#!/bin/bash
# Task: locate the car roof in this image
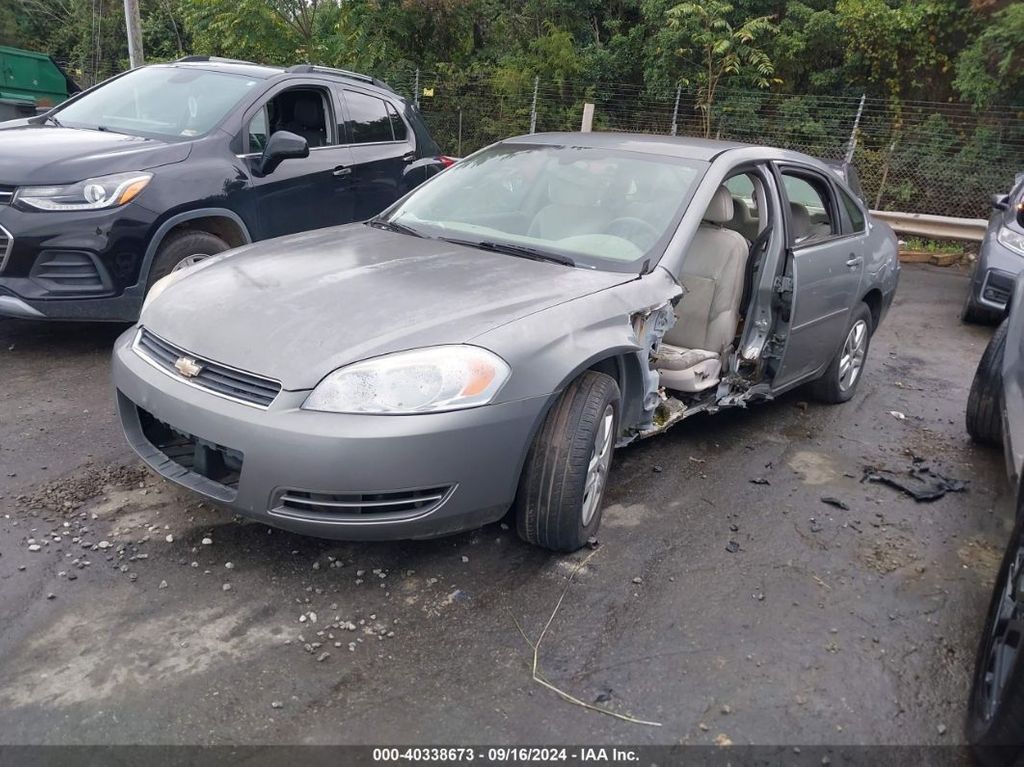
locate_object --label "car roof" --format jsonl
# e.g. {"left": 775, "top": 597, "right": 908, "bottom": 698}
{"left": 164, "top": 57, "right": 397, "bottom": 95}
{"left": 502, "top": 131, "right": 845, "bottom": 172}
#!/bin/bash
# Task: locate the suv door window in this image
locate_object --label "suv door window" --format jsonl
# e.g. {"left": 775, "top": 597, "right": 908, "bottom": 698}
{"left": 780, "top": 172, "right": 838, "bottom": 246}
{"left": 344, "top": 90, "right": 395, "bottom": 143}
{"left": 246, "top": 86, "right": 333, "bottom": 153}
{"left": 839, "top": 187, "right": 866, "bottom": 233}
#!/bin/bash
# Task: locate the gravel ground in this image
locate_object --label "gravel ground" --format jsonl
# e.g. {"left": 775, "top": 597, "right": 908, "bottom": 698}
{"left": 0, "top": 263, "right": 1012, "bottom": 746}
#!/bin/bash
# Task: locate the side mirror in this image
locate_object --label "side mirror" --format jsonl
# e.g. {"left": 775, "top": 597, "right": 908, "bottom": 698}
{"left": 992, "top": 193, "right": 1010, "bottom": 211}
{"left": 259, "top": 130, "right": 309, "bottom": 176}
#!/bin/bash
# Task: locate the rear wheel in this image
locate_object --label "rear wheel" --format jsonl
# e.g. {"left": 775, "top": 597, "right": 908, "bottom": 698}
{"left": 967, "top": 318, "right": 1008, "bottom": 447}
{"left": 968, "top": 506, "right": 1024, "bottom": 764}
{"left": 515, "top": 371, "right": 619, "bottom": 552}
{"left": 810, "top": 302, "right": 873, "bottom": 404}
{"left": 146, "top": 230, "right": 229, "bottom": 291}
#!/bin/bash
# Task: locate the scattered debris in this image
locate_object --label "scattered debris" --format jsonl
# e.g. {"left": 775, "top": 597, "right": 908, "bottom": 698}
{"left": 271, "top": 701, "right": 283, "bottom": 709}
{"left": 888, "top": 410, "right": 907, "bottom": 421}
{"left": 201, "top": 537, "right": 213, "bottom": 546}
{"left": 159, "top": 580, "right": 168, "bottom": 589}
{"left": 863, "top": 466, "right": 967, "bottom": 502}
{"left": 820, "top": 496, "right": 849, "bottom": 511}
{"left": 750, "top": 477, "right": 771, "bottom": 486}
{"left": 632, "top": 576, "right": 643, "bottom": 584}
{"left": 165, "top": 534, "right": 174, "bottom": 543}
{"left": 725, "top": 541, "right": 740, "bottom": 553}
{"left": 714, "top": 734, "right": 733, "bottom": 747}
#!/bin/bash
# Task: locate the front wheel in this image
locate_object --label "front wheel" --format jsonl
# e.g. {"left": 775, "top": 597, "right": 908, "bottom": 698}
{"left": 968, "top": 509, "right": 1024, "bottom": 763}
{"left": 146, "top": 230, "right": 230, "bottom": 292}
{"left": 515, "top": 371, "right": 620, "bottom": 552}
{"left": 810, "top": 302, "right": 873, "bottom": 404}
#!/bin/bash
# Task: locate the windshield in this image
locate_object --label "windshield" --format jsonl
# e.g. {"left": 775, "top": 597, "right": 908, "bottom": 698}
{"left": 55, "top": 66, "right": 260, "bottom": 140}
{"left": 387, "top": 144, "right": 707, "bottom": 272}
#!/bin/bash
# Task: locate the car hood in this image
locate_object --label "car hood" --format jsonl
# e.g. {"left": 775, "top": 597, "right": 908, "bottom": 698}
{"left": 143, "top": 224, "right": 635, "bottom": 390}
{"left": 0, "top": 125, "right": 189, "bottom": 185}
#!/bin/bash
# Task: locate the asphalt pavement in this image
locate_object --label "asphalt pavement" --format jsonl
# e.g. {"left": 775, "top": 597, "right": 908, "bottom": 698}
{"left": 0, "top": 263, "right": 1012, "bottom": 746}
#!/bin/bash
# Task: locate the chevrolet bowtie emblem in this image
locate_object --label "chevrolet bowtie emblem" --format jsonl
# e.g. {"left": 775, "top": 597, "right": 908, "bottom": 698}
{"left": 174, "top": 356, "right": 203, "bottom": 378}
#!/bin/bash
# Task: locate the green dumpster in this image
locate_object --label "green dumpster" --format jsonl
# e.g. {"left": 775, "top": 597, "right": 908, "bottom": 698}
{"left": 0, "top": 45, "right": 80, "bottom": 121}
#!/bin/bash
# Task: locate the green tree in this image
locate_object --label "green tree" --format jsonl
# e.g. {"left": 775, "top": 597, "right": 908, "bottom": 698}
{"left": 954, "top": 3, "right": 1024, "bottom": 108}
{"left": 663, "top": 0, "right": 777, "bottom": 137}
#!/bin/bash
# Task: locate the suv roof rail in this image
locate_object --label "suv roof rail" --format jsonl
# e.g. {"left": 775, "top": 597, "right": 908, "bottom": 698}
{"left": 285, "top": 64, "right": 394, "bottom": 93}
{"left": 175, "top": 55, "right": 257, "bottom": 66}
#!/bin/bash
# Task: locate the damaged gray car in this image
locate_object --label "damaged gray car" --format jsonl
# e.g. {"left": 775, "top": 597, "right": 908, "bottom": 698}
{"left": 112, "top": 132, "right": 900, "bottom": 552}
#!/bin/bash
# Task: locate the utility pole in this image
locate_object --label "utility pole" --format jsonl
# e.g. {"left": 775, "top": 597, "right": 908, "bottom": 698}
{"left": 123, "top": 0, "right": 144, "bottom": 69}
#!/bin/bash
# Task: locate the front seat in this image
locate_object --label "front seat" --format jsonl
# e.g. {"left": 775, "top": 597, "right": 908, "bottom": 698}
{"left": 528, "top": 165, "right": 607, "bottom": 241}
{"left": 283, "top": 94, "right": 326, "bottom": 148}
{"left": 655, "top": 186, "right": 749, "bottom": 393}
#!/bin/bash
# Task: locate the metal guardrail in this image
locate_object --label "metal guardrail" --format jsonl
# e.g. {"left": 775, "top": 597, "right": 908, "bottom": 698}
{"left": 871, "top": 210, "right": 988, "bottom": 242}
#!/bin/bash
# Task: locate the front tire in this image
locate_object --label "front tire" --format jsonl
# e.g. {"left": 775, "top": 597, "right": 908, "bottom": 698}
{"left": 968, "top": 508, "right": 1024, "bottom": 763}
{"left": 963, "top": 288, "right": 1001, "bottom": 325}
{"left": 515, "top": 371, "right": 620, "bottom": 552}
{"left": 146, "top": 230, "right": 230, "bottom": 291}
{"left": 967, "top": 319, "right": 1008, "bottom": 447}
{"left": 810, "top": 302, "right": 873, "bottom": 404}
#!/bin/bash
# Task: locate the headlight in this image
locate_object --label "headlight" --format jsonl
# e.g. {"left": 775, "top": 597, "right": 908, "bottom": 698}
{"left": 303, "top": 345, "right": 511, "bottom": 414}
{"left": 998, "top": 226, "right": 1024, "bottom": 257}
{"left": 16, "top": 171, "right": 152, "bottom": 211}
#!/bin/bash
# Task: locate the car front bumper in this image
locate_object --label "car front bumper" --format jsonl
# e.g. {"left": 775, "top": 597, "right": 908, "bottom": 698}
{"left": 112, "top": 328, "right": 548, "bottom": 541}
{"left": 0, "top": 202, "right": 155, "bottom": 321}
{"left": 972, "top": 235, "right": 1024, "bottom": 313}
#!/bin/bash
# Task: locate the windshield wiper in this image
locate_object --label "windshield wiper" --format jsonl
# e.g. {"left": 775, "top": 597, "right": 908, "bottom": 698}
{"left": 441, "top": 237, "right": 576, "bottom": 267}
{"left": 366, "top": 218, "right": 425, "bottom": 238}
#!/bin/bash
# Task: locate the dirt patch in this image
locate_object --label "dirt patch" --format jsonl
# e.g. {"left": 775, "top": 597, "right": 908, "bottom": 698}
{"left": 958, "top": 537, "right": 1004, "bottom": 587}
{"left": 788, "top": 451, "right": 838, "bottom": 485}
{"left": 15, "top": 462, "right": 150, "bottom": 514}
{"left": 859, "top": 533, "right": 921, "bottom": 574}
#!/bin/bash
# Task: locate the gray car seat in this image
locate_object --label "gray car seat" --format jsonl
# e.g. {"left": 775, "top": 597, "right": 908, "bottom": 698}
{"left": 655, "top": 185, "right": 749, "bottom": 393}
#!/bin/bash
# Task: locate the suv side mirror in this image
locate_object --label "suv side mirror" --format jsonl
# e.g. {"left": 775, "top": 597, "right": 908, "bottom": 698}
{"left": 259, "top": 130, "right": 309, "bottom": 176}
{"left": 992, "top": 193, "right": 1010, "bottom": 211}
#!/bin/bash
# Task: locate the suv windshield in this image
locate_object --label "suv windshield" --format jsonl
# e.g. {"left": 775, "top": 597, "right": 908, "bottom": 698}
{"left": 55, "top": 66, "right": 260, "bottom": 140}
{"left": 388, "top": 144, "right": 706, "bottom": 272}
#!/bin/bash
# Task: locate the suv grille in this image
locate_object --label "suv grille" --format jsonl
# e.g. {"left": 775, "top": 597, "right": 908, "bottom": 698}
{"left": 272, "top": 486, "right": 454, "bottom": 523}
{"left": 0, "top": 186, "right": 14, "bottom": 206}
{"left": 134, "top": 328, "right": 282, "bottom": 408}
{"left": 0, "top": 225, "right": 11, "bottom": 273}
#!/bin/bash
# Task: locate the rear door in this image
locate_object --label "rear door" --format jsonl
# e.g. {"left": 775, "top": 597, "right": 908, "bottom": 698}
{"left": 772, "top": 164, "right": 866, "bottom": 387}
{"left": 243, "top": 82, "right": 356, "bottom": 238}
{"left": 337, "top": 88, "right": 417, "bottom": 220}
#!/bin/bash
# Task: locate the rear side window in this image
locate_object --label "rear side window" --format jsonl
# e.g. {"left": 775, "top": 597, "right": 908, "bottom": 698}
{"left": 386, "top": 102, "right": 407, "bottom": 141}
{"left": 344, "top": 91, "right": 394, "bottom": 143}
{"left": 840, "top": 188, "right": 866, "bottom": 233}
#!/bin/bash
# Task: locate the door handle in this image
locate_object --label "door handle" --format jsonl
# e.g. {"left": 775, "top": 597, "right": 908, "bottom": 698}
{"left": 402, "top": 151, "right": 417, "bottom": 163}
{"left": 846, "top": 256, "right": 863, "bottom": 268}
{"left": 332, "top": 166, "right": 352, "bottom": 177}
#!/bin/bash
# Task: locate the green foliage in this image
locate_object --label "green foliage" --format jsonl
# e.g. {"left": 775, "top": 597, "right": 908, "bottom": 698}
{"left": 954, "top": 3, "right": 1024, "bottom": 108}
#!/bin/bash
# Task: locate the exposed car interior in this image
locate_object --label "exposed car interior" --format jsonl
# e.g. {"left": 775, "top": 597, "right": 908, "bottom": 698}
{"left": 248, "top": 87, "right": 331, "bottom": 152}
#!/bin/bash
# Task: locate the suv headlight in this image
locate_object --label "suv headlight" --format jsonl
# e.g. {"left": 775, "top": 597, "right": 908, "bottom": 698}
{"left": 302, "top": 346, "right": 511, "bottom": 414}
{"left": 998, "top": 226, "right": 1024, "bottom": 257}
{"left": 16, "top": 171, "right": 152, "bottom": 211}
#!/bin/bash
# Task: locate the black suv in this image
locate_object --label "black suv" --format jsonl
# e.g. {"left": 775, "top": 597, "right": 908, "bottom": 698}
{"left": 0, "top": 56, "right": 450, "bottom": 321}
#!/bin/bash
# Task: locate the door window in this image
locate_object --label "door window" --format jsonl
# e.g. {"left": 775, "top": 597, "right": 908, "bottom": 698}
{"left": 246, "top": 87, "right": 333, "bottom": 153}
{"left": 780, "top": 172, "right": 838, "bottom": 246}
{"left": 386, "top": 102, "right": 407, "bottom": 141}
{"left": 840, "top": 187, "right": 866, "bottom": 233}
{"left": 344, "top": 91, "right": 395, "bottom": 143}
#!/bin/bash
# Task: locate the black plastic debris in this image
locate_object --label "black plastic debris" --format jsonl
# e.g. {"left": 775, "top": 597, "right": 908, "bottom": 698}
{"left": 725, "top": 540, "right": 741, "bottom": 553}
{"left": 750, "top": 477, "right": 771, "bottom": 486}
{"left": 821, "top": 496, "right": 850, "bottom": 511}
{"left": 862, "top": 466, "right": 968, "bottom": 502}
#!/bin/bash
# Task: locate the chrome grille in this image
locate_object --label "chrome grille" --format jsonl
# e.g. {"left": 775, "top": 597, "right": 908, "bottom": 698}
{"left": 134, "top": 328, "right": 282, "bottom": 408}
{"left": 0, "top": 186, "right": 14, "bottom": 206}
{"left": 0, "top": 224, "right": 11, "bottom": 273}
{"left": 272, "top": 486, "right": 454, "bottom": 523}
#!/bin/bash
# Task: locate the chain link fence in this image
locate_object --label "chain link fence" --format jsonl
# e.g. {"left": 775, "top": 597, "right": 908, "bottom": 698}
{"left": 389, "top": 69, "right": 1024, "bottom": 220}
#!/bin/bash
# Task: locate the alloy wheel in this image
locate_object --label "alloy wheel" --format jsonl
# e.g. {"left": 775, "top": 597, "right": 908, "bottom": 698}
{"left": 838, "top": 319, "right": 868, "bottom": 392}
{"left": 977, "top": 536, "right": 1024, "bottom": 723}
{"left": 171, "top": 253, "right": 211, "bottom": 272}
{"left": 581, "top": 405, "right": 615, "bottom": 526}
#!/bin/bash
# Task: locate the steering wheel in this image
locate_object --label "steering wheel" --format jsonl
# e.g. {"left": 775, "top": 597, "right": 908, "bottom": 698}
{"left": 605, "top": 217, "right": 661, "bottom": 249}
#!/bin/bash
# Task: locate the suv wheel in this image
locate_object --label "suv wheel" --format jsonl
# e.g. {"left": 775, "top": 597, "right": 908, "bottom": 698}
{"left": 810, "top": 302, "right": 873, "bottom": 404}
{"left": 147, "top": 230, "right": 230, "bottom": 291}
{"left": 968, "top": 508, "right": 1024, "bottom": 764}
{"left": 967, "top": 318, "right": 1008, "bottom": 446}
{"left": 515, "top": 371, "right": 619, "bottom": 552}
